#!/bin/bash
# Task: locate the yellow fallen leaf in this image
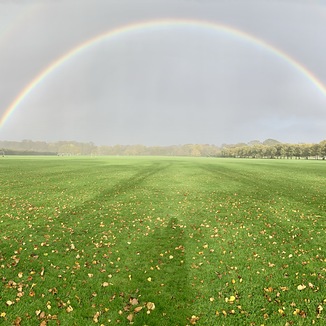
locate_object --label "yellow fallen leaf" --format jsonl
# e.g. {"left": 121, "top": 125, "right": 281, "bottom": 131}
{"left": 66, "top": 305, "right": 73, "bottom": 313}
{"left": 229, "top": 295, "right": 236, "bottom": 302}
{"left": 93, "top": 311, "right": 100, "bottom": 322}
{"left": 127, "top": 313, "right": 133, "bottom": 322}
{"left": 297, "top": 284, "right": 306, "bottom": 291}
{"left": 146, "top": 302, "right": 155, "bottom": 310}
{"left": 293, "top": 308, "right": 300, "bottom": 315}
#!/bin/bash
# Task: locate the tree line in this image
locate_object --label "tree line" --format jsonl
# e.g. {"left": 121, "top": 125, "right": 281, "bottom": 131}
{"left": 0, "top": 139, "right": 325, "bottom": 159}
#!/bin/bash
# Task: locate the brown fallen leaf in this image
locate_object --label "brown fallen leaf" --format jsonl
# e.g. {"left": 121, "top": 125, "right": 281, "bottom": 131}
{"left": 190, "top": 315, "right": 199, "bottom": 324}
{"left": 127, "top": 313, "right": 133, "bottom": 322}
{"left": 123, "top": 304, "right": 131, "bottom": 312}
{"left": 134, "top": 306, "right": 143, "bottom": 313}
{"left": 130, "top": 298, "right": 139, "bottom": 305}
{"left": 13, "top": 316, "right": 22, "bottom": 326}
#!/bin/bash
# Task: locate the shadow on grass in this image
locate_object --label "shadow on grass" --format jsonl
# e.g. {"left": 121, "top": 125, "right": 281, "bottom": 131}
{"left": 123, "top": 217, "right": 191, "bottom": 325}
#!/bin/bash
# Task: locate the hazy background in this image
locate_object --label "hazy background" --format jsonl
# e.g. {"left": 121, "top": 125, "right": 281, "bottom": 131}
{"left": 0, "top": 0, "right": 325, "bottom": 146}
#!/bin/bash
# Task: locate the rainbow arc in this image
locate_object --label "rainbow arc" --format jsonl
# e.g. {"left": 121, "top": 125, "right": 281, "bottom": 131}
{"left": 1, "top": 18, "right": 325, "bottom": 128}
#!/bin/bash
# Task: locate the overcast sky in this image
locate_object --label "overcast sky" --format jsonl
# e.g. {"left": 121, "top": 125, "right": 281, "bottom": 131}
{"left": 0, "top": 0, "right": 325, "bottom": 146}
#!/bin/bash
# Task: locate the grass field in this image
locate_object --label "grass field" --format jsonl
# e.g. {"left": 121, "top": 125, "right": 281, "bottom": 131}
{"left": 0, "top": 156, "right": 325, "bottom": 325}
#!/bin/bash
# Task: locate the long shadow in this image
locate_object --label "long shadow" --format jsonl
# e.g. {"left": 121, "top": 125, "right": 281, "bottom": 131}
{"left": 124, "top": 217, "right": 191, "bottom": 325}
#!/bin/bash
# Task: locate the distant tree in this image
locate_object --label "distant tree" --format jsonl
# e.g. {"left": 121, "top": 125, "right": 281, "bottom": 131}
{"left": 301, "top": 144, "right": 311, "bottom": 159}
{"left": 274, "top": 144, "right": 283, "bottom": 159}
{"left": 293, "top": 144, "right": 302, "bottom": 159}
{"left": 311, "top": 143, "right": 321, "bottom": 159}
{"left": 319, "top": 140, "right": 326, "bottom": 159}
{"left": 280, "top": 144, "right": 294, "bottom": 159}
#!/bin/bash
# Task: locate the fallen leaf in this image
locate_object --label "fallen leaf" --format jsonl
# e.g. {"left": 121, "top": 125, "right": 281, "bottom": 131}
{"left": 93, "top": 311, "right": 100, "bottom": 322}
{"left": 134, "top": 306, "right": 142, "bottom": 313}
{"left": 66, "top": 305, "right": 73, "bottom": 313}
{"left": 297, "top": 284, "right": 306, "bottom": 291}
{"left": 130, "top": 298, "right": 139, "bottom": 305}
{"left": 146, "top": 302, "right": 155, "bottom": 310}
{"left": 190, "top": 315, "right": 199, "bottom": 324}
{"left": 127, "top": 313, "right": 133, "bottom": 322}
{"left": 229, "top": 295, "right": 236, "bottom": 302}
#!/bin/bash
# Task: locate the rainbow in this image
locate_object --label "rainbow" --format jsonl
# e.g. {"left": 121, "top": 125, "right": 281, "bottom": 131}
{"left": 1, "top": 18, "right": 326, "bottom": 128}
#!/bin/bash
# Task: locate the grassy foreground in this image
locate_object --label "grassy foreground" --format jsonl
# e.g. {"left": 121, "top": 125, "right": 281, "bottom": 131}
{"left": 0, "top": 156, "right": 325, "bottom": 325}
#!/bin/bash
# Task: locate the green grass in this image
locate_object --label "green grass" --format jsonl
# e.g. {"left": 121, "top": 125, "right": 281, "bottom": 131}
{"left": 0, "top": 156, "right": 325, "bottom": 325}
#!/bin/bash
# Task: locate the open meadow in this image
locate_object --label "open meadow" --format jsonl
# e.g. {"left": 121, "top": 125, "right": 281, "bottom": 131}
{"left": 0, "top": 156, "right": 325, "bottom": 325}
